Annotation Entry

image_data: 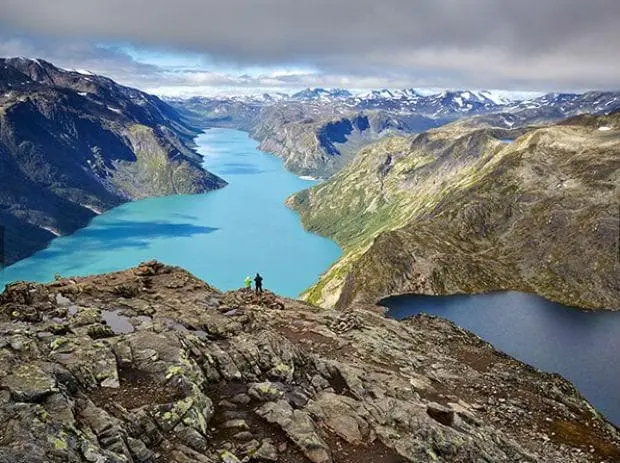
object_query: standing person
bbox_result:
[254,273,263,294]
[244,275,252,290]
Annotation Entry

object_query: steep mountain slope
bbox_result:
[251,105,441,177]
[0,261,618,462]
[289,112,620,310]
[0,58,226,265]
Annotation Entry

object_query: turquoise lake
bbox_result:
[0,129,342,297]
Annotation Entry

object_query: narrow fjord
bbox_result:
[0,129,342,298]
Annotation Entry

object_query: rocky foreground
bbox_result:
[0,261,618,462]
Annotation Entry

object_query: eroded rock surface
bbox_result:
[0,261,618,462]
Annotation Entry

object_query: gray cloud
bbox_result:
[0,0,618,91]
[0,33,163,84]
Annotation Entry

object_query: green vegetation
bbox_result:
[290,114,620,310]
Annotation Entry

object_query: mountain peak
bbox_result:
[292,87,352,100]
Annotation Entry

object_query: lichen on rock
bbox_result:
[0,261,617,462]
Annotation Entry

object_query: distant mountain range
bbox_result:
[172,87,619,119]
[291,87,353,101]
[170,87,620,177]
[0,58,225,265]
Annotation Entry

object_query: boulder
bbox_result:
[1,363,57,402]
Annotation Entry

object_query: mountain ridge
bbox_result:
[0,57,226,265]
[288,111,620,310]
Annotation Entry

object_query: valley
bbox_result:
[3,57,617,270]
[0,129,341,297]
[171,88,620,179]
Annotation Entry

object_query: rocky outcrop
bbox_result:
[289,112,620,310]
[0,261,618,462]
[0,58,226,265]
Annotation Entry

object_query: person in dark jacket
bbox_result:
[254,273,263,294]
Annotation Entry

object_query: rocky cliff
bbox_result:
[0,58,226,265]
[0,261,618,462]
[289,111,620,310]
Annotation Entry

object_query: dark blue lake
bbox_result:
[384,291,620,425]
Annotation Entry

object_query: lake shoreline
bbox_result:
[383,291,620,426]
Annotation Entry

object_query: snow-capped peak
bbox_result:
[292,88,352,101]
[477,90,513,105]
[357,88,423,100]
[73,69,96,76]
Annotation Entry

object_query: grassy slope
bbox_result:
[289,114,620,310]
[110,124,223,198]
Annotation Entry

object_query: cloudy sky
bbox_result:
[0,0,618,97]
